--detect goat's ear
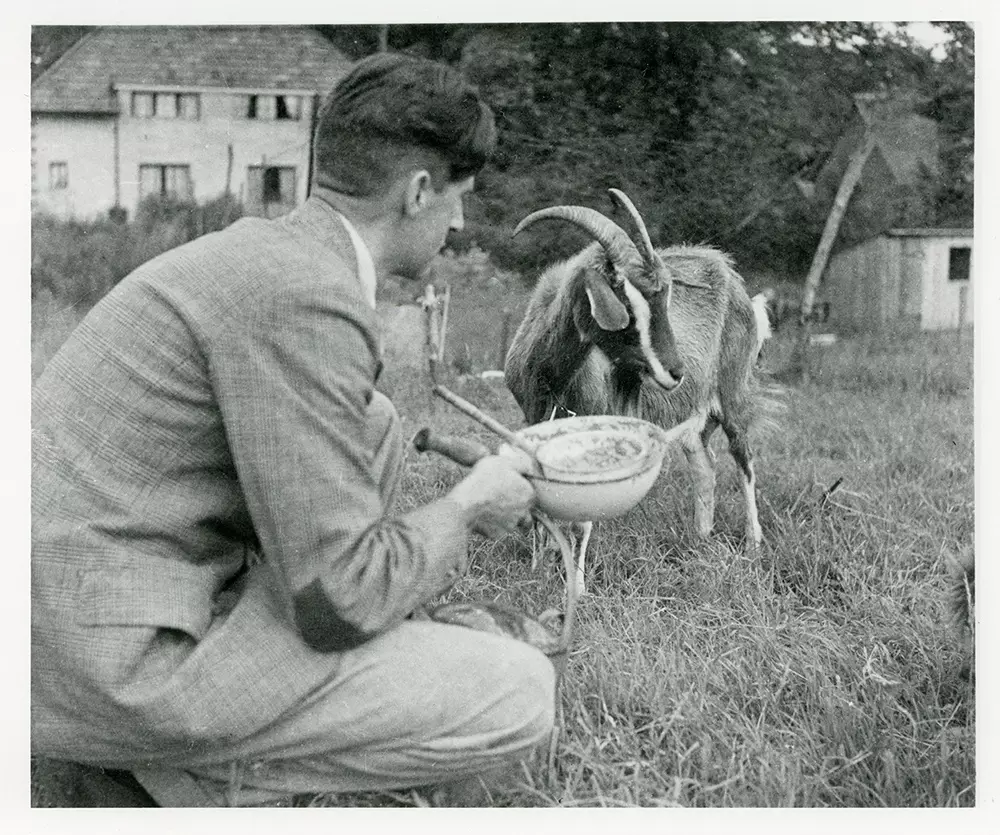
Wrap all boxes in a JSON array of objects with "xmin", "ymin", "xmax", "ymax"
[{"xmin": 582, "ymin": 270, "xmax": 630, "ymax": 331}]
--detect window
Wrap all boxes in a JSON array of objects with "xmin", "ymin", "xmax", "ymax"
[
  {"xmin": 247, "ymin": 166, "xmax": 296, "ymax": 215},
  {"xmin": 246, "ymin": 94, "xmax": 301, "ymax": 120},
  {"xmin": 275, "ymin": 95, "xmax": 301, "ymax": 120},
  {"xmin": 138, "ymin": 164, "xmax": 193, "ymax": 201},
  {"xmin": 49, "ymin": 162, "xmax": 68, "ymax": 190},
  {"xmin": 131, "ymin": 92, "xmax": 155, "ymax": 118},
  {"xmin": 263, "ymin": 167, "xmax": 283, "ymax": 203},
  {"xmin": 177, "ymin": 94, "xmax": 200, "ymax": 119},
  {"xmin": 131, "ymin": 92, "xmax": 200, "ymax": 120},
  {"xmin": 948, "ymin": 246, "xmax": 971, "ymax": 282}
]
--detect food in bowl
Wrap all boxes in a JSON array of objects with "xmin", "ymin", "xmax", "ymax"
[{"xmin": 535, "ymin": 429, "xmax": 651, "ymax": 482}]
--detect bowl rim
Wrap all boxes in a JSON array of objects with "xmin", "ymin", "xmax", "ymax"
[{"xmin": 517, "ymin": 416, "xmax": 668, "ymax": 486}]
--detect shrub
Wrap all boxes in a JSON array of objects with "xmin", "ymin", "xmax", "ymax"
[{"xmin": 31, "ymin": 195, "xmax": 244, "ymax": 310}]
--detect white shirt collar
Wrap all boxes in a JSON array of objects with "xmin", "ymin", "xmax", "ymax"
[{"xmin": 334, "ymin": 212, "xmax": 377, "ymax": 310}]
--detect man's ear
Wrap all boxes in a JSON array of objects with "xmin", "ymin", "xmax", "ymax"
[{"xmin": 404, "ymin": 170, "xmax": 433, "ymax": 218}]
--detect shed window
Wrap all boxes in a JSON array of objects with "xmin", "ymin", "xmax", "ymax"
[
  {"xmin": 49, "ymin": 162, "xmax": 68, "ymax": 190},
  {"xmin": 948, "ymin": 246, "xmax": 971, "ymax": 282}
]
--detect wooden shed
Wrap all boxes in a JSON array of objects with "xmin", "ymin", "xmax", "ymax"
[{"xmin": 823, "ymin": 228, "xmax": 973, "ymax": 332}]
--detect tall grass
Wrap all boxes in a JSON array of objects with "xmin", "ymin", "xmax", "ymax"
[
  {"xmin": 30, "ymin": 225, "xmax": 974, "ymax": 808},
  {"xmin": 765, "ymin": 327, "xmax": 973, "ymax": 398}
]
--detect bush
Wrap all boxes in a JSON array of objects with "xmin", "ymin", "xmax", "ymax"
[{"xmin": 31, "ymin": 195, "xmax": 244, "ymax": 310}]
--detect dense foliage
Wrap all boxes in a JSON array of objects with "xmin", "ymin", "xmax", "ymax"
[{"xmin": 318, "ymin": 22, "xmax": 974, "ymax": 277}]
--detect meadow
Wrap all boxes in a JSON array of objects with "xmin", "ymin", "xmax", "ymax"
[{"xmin": 30, "ymin": 237, "xmax": 974, "ymax": 808}]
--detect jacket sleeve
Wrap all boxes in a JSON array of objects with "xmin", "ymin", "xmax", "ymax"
[{"xmin": 210, "ymin": 272, "xmax": 470, "ymax": 652}]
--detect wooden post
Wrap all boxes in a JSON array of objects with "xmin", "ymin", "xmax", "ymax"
[
  {"xmin": 225, "ymin": 143, "xmax": 234, "ymax": 198},
  {"xmin": 439, "ymin": 284, "xmax": 451, "ymax": 363},
  {"xmin": 498, "ymin": 309, "xmax": 513, "ymax": 371},
  {"xmin": 957, "ymin": 284, "xmax": 969, "ymax": 346},
  {"xmin": 421, "ymin": 284, "xmax": 440, "ymax": 385},
  {"xmin": 795, "ymin": 129, "xmax": 877, "ymax": 381}
]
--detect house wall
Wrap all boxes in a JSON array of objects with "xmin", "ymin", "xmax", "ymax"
[
  {"xmin": 920, "ymin": 235, "xmax": 974, "ymax": 330},
  {"xmin": 31, "ymin": 89, "xmax": 321, "ymax": 220},
  {"xmin": 31, "ymin": 114, "xmax": 117, "ymax": 220},
  {"xmin": 116, "ymin": 88, "xmax": 319, "ymax": 216}
]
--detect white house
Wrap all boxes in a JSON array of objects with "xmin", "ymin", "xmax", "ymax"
[{"xmin": 31, "ymin": 26, "xmax": 352, "ymax": 220}]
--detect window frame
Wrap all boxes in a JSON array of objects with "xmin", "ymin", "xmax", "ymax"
[
  {"xmin": 138, "ymin": 163, "xmax": 194, "ymax": 202},
  {"xmin": 246, "ymin": 93, "xmax": 302, "ymax": 121},
  {"xmin": 947, "ymin": 245, "xmax": 972, "ymax": 283},
  {"xmin": 48, "ymin": 161, "xmax": 68, "ymax": 191},
  {"xmin": 131, "ymin": 91, "xmax": 201, "ymax": 120}
]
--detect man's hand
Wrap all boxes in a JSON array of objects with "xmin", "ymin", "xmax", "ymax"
[{"xmin": 447, "ymin": 455, "xmax": 536, "ymax": 539}]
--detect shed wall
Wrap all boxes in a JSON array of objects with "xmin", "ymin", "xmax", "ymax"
[
  {"xmin": 824, "ymin": 232, "xmax": 973, "ymax": 331},
  {"xmin": 921, "ymin": 236, "xmax": 974, "ymax": 330}
]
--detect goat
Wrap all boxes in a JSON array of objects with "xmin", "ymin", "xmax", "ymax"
[{"xmin": 504, "ymin": 189, "xmax": 775, "ymax": 593}]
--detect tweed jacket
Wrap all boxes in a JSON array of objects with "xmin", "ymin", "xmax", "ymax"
[{"xmin": 31, "ymin": 197, "xmax": 470, "ymax": 765}]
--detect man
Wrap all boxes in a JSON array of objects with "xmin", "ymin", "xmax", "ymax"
[{"xmin": 32, "ymin": 52, "xmax": 553, "ymax": 807}]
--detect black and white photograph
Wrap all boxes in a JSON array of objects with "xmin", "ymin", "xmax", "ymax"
[{"xmin": 13, "ymin": 2, "xmax": 988, "ymax": 820}]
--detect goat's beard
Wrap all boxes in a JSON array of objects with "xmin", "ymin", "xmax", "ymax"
[{"xmin": 610, "ymin": 360, "xmax": 646, "ymax": 406}]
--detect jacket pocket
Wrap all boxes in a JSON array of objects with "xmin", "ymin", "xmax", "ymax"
[{"xmin": 76, "ymin": 554, "xmax": 217, "ymax": 642}]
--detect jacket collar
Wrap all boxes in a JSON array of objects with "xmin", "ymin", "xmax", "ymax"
[{"xmin": 281, "ymin": 197, "xmax": 377, "ymax": 309}]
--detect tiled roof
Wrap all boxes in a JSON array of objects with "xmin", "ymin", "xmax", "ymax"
[{"xmin": 31, "ymin": 26, "xmax": 353, "ymax": 113}]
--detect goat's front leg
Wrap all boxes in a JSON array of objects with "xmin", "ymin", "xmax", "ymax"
[
  {"xmin": 533, "ymin": 520, "xmax": 593, "ymax": 597},
  {"xmin": 573, "ymin": 520, "xmax": 593, "ymax": 597},
  {"xmin": 682, "ymin": 429, "xmax": 716, "ymax": 538}
]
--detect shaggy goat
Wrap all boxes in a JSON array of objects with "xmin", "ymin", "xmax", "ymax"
[{"xmin": 504, "ymin": 189, "xmax": 774, "ymax": 591}]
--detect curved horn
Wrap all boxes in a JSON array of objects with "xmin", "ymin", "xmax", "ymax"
[
  {"xmin": 513, "ymin": 205, "xmax": 640, "ymax": 282},
  {"xmin": 607, "ymin": 188, "xmax": 659, "ymax": 271}
]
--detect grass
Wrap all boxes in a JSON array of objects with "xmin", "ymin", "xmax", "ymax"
[{"xmin": 30, "ymin": 248, "xmax": 974, "ymax": 808}]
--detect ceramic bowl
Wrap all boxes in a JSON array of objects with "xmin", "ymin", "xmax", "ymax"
[{"xmin": 501, "ymin": 415, "xmax": 673, "ymax": 521}]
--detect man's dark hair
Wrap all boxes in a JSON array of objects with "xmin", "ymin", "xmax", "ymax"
[{"xmin": 312, "ymin": 52, "xmax": 497, "ymax": 197}]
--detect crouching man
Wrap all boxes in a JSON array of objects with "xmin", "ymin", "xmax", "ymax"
[{"xmin": 31, "ymin": 52, "xmax": 553, "ymax": 807}]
